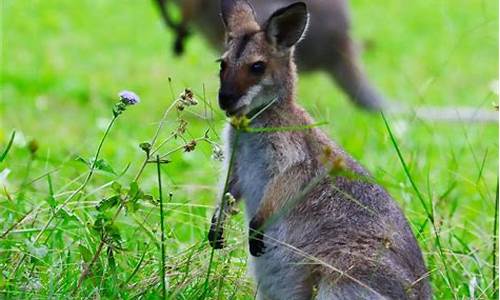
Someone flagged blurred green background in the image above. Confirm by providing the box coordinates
[1,0,498,298]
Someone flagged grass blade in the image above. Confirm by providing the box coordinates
[381,114,432,219]
[0,130,16,163]
[381,112,454,289]
[123,244,149,287]
[493,177,499,298]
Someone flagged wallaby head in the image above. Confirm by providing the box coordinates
[218,0,309,116]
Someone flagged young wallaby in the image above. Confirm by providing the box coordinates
[159,0,386,111]
[208,1,431,299]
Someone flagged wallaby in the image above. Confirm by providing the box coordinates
[157,0,386,111]
[207,1,431,299]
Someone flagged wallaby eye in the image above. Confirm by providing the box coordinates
[249,61,266,76]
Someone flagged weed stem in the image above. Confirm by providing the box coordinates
[157,155,167,299]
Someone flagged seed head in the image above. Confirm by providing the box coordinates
[174,119,188,138]
[224,192,239,215]
[176,88,198,111]
[27,139,39,155]
[230,115,250,131]
[211,144,224,161]
[139,142,152,156]
[320,146,346,176]
[183,140,197,152]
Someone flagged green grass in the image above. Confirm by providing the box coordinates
[1,0,498,298]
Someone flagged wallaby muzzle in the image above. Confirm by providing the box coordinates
[218,84,243,113]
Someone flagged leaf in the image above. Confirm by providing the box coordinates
[74,155,89,166]
[128,181,144,202]
[111,181,122,193]
[128,181,139,197]
[93,213,123,249]
[76,156,116,174]
[125,200,140,213]
[0,268,5,287]
[46,174,56,208]
[91,158,116,174]
[96,195,120,211]
[56,207,79,223]
[79,244,93,263]
[107,246,116,272]
[104,224,123,250]
[143,194,158,206]
[93,213,111,234]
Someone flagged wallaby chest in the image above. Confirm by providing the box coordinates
[228,127,308,218]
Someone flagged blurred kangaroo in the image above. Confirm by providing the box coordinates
[155,0,386,111]
[155,0,499,122]
[207,1,431,299]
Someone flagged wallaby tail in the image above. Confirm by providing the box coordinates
[387,104,499,123]
[328,37,388,111]
[330,38,498,122]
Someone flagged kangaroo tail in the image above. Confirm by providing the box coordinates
[329,37,498,122]
[387,104,498,123]
[328,36,388,111]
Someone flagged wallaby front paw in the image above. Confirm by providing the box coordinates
[249,232,266,256]
[208,216,225,249]
[249,218,266,256]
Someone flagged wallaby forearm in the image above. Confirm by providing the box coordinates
[208,157,241,249]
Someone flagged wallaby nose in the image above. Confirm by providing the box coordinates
[218,90,238,111]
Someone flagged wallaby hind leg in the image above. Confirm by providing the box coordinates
[316,280,386,300]
[329,36,387,111]
[250,253,314,300]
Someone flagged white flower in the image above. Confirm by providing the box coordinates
[13,131,27,147]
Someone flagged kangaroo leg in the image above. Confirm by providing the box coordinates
[251,255,314,300]
[316,280,386,300]
[329,35,387,111]
[173,0,200,54]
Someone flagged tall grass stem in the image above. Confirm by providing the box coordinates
[493,178,498,298]
[156,155,167,299]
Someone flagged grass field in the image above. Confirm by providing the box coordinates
[1,0,498,298]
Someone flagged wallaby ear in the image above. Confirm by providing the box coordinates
[264,2,309,51]
[220,0,259,36]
